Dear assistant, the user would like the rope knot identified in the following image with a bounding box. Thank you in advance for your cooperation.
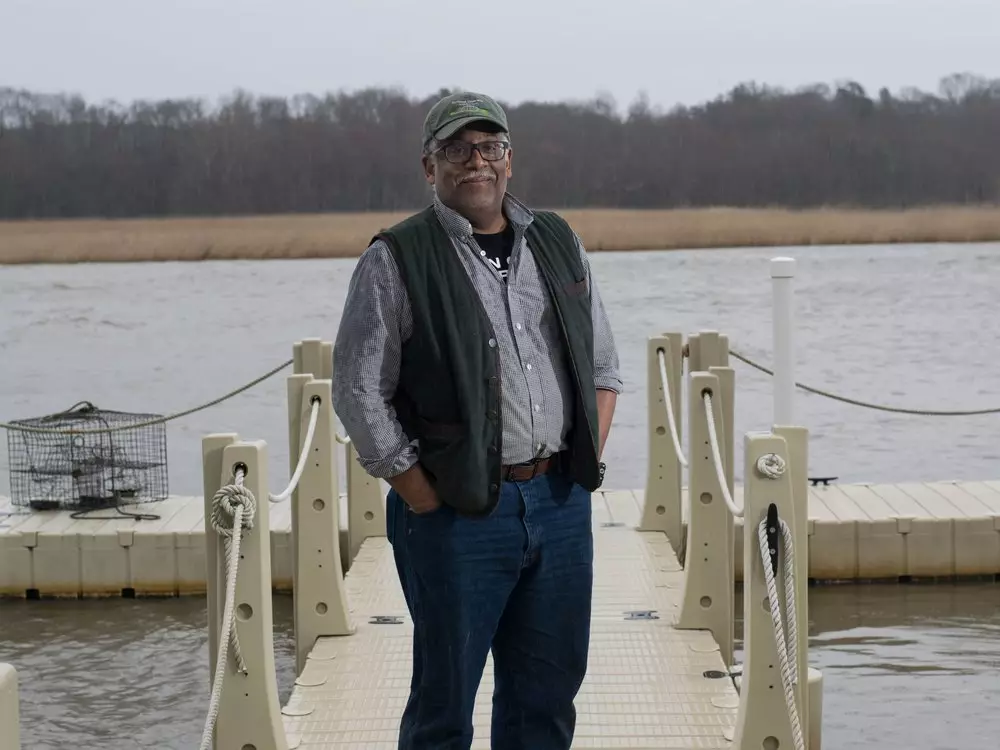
[211,483,257,538]
[755,452,787,480]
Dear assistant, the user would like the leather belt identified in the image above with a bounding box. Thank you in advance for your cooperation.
[501,452,563,482]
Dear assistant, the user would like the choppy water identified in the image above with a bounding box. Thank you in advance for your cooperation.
[2,242,1000,748]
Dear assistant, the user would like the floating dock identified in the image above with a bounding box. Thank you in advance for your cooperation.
[2,479,998,598]
[280,492,741,749]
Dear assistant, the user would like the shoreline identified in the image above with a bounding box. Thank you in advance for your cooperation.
[2,204,1000,265]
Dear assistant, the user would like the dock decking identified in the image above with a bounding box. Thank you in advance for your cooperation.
[280,491,740,749]
[2,479,999,598]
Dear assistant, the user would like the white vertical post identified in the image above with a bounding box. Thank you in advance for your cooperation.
[771,257,796,426]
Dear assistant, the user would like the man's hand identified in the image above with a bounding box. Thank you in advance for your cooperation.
[388,463,442,514]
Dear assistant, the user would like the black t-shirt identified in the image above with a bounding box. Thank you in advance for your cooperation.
[474,222,516,282]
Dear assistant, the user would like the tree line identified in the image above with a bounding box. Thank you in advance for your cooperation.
[1,73,999,219]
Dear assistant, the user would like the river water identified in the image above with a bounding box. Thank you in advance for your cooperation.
[1,242,999,748]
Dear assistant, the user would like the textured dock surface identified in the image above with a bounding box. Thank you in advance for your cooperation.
[280,491,740,749]
[2,481,1000,597]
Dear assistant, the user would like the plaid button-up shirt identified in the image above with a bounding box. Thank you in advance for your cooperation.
[332,192,623,480]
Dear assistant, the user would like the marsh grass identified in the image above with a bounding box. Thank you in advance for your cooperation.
[2,205,999,265]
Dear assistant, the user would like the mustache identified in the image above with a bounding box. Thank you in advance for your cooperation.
[459,170,495,183]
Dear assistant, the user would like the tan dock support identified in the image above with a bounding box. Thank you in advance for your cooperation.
[676,370,735,666]
[346,440,386,566]
[687,330,730,372]
[0,663,20,750]
[774,424,816,742]
[712,365,736,500]
[289,368,355,676]
[202,435,287,750]
[733,431,804,750]
[640,333,684,557]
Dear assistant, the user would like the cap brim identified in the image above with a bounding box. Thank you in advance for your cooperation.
[433,115,507,142]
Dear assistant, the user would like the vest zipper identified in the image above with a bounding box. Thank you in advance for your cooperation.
[458,237,504,508]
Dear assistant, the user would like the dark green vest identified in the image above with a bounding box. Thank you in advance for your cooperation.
[375,205,600,516]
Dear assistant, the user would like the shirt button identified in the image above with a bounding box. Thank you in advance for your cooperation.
[533,404,540,412]
[525,363,532,371]
[489,338,497,348]
[516,323,522,330]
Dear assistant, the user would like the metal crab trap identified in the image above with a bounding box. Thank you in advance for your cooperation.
[4,401,168,518]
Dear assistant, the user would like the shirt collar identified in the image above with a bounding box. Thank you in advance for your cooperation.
[432,191,533,239]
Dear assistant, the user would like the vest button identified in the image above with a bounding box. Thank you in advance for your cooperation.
[488,338,497,348]
[490,483,499,492]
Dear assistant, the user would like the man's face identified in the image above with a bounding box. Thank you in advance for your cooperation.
[422,125,512,218]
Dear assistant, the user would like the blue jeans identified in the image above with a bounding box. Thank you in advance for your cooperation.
[386,470,594,750]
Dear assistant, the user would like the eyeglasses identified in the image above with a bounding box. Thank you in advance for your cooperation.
[435,140,509,164]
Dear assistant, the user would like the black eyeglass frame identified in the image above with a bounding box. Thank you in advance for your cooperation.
[433,140,510,164]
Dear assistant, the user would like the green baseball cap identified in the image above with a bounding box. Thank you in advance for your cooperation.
[422,91,509,147]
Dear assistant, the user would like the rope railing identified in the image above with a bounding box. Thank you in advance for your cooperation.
[656,347,688,467]
[268,395,320,503]
[0,358,294,435]
[201,465,257,750]
[701,390,741,518]
[730,349,1000,416]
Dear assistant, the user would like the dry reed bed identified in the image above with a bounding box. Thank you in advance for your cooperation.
[2,206,1000,265]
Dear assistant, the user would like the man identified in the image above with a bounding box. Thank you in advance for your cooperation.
[332,90,622,750]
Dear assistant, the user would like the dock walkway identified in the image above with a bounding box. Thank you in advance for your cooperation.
[280,491,740,749]
[3,479,1000,598]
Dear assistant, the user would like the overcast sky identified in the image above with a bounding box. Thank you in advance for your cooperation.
[4,0,999,112]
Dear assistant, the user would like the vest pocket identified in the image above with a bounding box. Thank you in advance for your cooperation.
[414,417,465,440]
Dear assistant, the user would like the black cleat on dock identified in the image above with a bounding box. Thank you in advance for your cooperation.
[808,476,838,486]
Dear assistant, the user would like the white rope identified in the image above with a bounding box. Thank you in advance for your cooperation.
[702,392,743,518]
[656,348,689,468]
[756,513,805,750]
[756,452,787,480]
[200,469,257,750]
[268,397,320,503]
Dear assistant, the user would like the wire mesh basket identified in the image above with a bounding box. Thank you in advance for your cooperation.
[4,401,168,511]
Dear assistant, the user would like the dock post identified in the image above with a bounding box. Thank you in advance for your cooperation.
[676,370,734,667]
[346,439,386,566]
[203,432,238,703]
[0,663,20,750]
[710,363,736,576]
[687,330,730,374]
[771,257,796,425]
[640,333,684,558]
[775,424,815,744]
[289,342,356,676]
[732,431,801,750]
[202,436,287,750]
[686,331,734,568]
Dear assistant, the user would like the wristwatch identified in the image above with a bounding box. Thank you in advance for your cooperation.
[597,461,606,488]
